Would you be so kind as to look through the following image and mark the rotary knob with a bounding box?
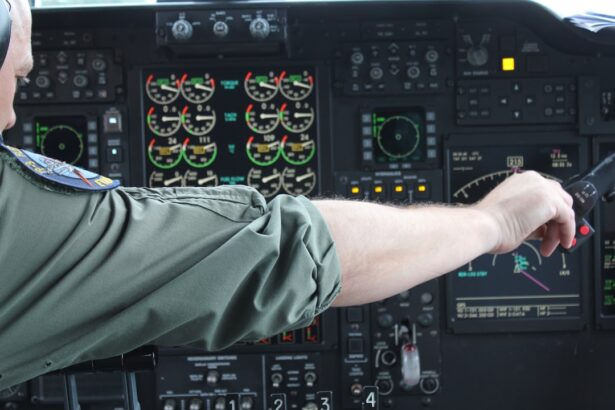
[171,19,193,41]
[213,21,229,38]
[250,17,271,40]
[467,46,489,67]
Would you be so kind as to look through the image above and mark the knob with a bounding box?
[214,397,226,410]
[171,19,193,41]
[369,66,384,81]
[304,371,317,387]
[163,399,177,410]
[375,378,394,395]
[303,403,318,410]
[241,396,254,410]
[206,370,220,386]
[467,46,489,67]
[249,18,271,40]
[350,383,363,397]
[91,58,107,72]
[213,21,229,38]
[377,313,394,328]
[351,51,365,65]
[417,312,434,327]
[425,49,439,63]
[73,74,88,88]
[35,75,51,89]
[420,377,440,395]
[406,66,421,79]
[271,372,284,388]
[56,51,68,65]
[189,398,204,410]
[381,350,397,366]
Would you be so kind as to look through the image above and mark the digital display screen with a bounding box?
[371,108,425,164]
[597,143,615,319]
[446,142,584,332]
[142,67,318,199]
[33,116,89,168]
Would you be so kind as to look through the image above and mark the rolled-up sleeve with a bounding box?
[0,153,342,389]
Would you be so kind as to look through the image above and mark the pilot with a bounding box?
[0,0,576,390]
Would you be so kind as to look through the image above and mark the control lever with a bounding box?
[559,153,615,253]
[400,323,421,389]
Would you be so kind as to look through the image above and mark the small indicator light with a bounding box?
[502,57,515,72]
[418,184,427,193]
[394,185,404,193]
[351,186,360,195]
[374,185,383,194]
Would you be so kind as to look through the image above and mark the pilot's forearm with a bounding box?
[313,200,497,306]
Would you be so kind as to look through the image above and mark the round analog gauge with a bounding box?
[147,137,183,169]
[246,102,280,134]
[376,115,420,159]
[279,70,314,101]
[282,166,316,196]
[40,124,84,165]
[280,101,315,133]
[182,136,218,168]
[149,170,184,188]
[145,73,181,104]
[244,71,279,101]
[181,105,216,136]
[184,169,219,187]
[247,167,283,198]
[180,73,215,104]
[281,133,315,166]
[246,134,281,167]
[146,105,182,137]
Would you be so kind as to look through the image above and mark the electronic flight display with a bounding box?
[142,67,318,198]
[446,137,587,333]
[33,116,89,168]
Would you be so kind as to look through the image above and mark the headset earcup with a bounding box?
[0,1,12,71]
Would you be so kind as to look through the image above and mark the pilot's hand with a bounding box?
[474,171,575,257]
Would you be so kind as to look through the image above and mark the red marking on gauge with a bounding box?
[247,136,255,145]
[279,71,286,81]
[148,138,156,149]
[180,73,188,84]
[182,137,190,148]
[281,135,289,145]
[245,71,253,81]
[274,74,280,85]
[147,106,155,116]
[176,79,181,88]
[182,106,189,116]
[210,79,216,88]
[146,74,154,84]
[246,103,254,113]
[280,102,287,112]
[308,75,314,85]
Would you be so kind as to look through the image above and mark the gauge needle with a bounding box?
[201,143,216,152]
[162,116,180,122]
[164,176,183,186]
[519,269,551,292]
[198,175,217,185]
[196,115,215,121]
[259,81,277,90]
[296,171,314,182]
[293,80,311,89]
[260,113,279,119]
[195,83,213,92]
[169,143,182,152]
[301,140,314,148]
[263,173,281,183]
[294,112,314,118]
[161,84,179,93]
[268,141,280,149]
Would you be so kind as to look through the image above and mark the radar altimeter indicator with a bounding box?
[182,136,217,168]
[376,114,421,159]
[149,170,185,187]
[246,134,281,167]
[147,106,182,137]
[180,73,215,104]
[246,102,280,134]
[244,71,279,102]
[281,134,315,166]
[147,137,183,169]
[279,70,314,101]
[39,124,84,165]
[280,102,315,133]
[282,166,316,196]
[184,169,218,187]
[247,167,283,198]
[145,73,181,104]
[181,105,216,136]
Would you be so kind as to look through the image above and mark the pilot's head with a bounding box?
[0,0,32,131]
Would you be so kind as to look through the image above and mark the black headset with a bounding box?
[0,0,11,70]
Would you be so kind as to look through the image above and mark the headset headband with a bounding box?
[0,1,11,71]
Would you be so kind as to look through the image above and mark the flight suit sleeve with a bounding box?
[0,152,342,389]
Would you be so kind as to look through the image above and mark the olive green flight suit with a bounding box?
[0,151,341,390]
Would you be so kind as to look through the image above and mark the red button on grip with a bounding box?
[579,225,591,236]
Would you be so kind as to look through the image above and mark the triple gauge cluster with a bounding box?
[143,67,318,197]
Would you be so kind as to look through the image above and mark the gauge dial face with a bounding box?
[181,105,216,136]
[244,71,279,101]
[282,166,316,196]
[279,70,314,101]
[248,167,282,198]
[246,102,280,134]
[40,124,84,165]
[246,134,281,167]
[281,133,315,166]
[147,105,182,137]
[145,73,181,104]
[376,115,420,159]
[184,169,218,187]
[149,170,185,187]
[180,73,215,104]
[147,137,183,169]
[280,101,315,133]
[182,136,217,168]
